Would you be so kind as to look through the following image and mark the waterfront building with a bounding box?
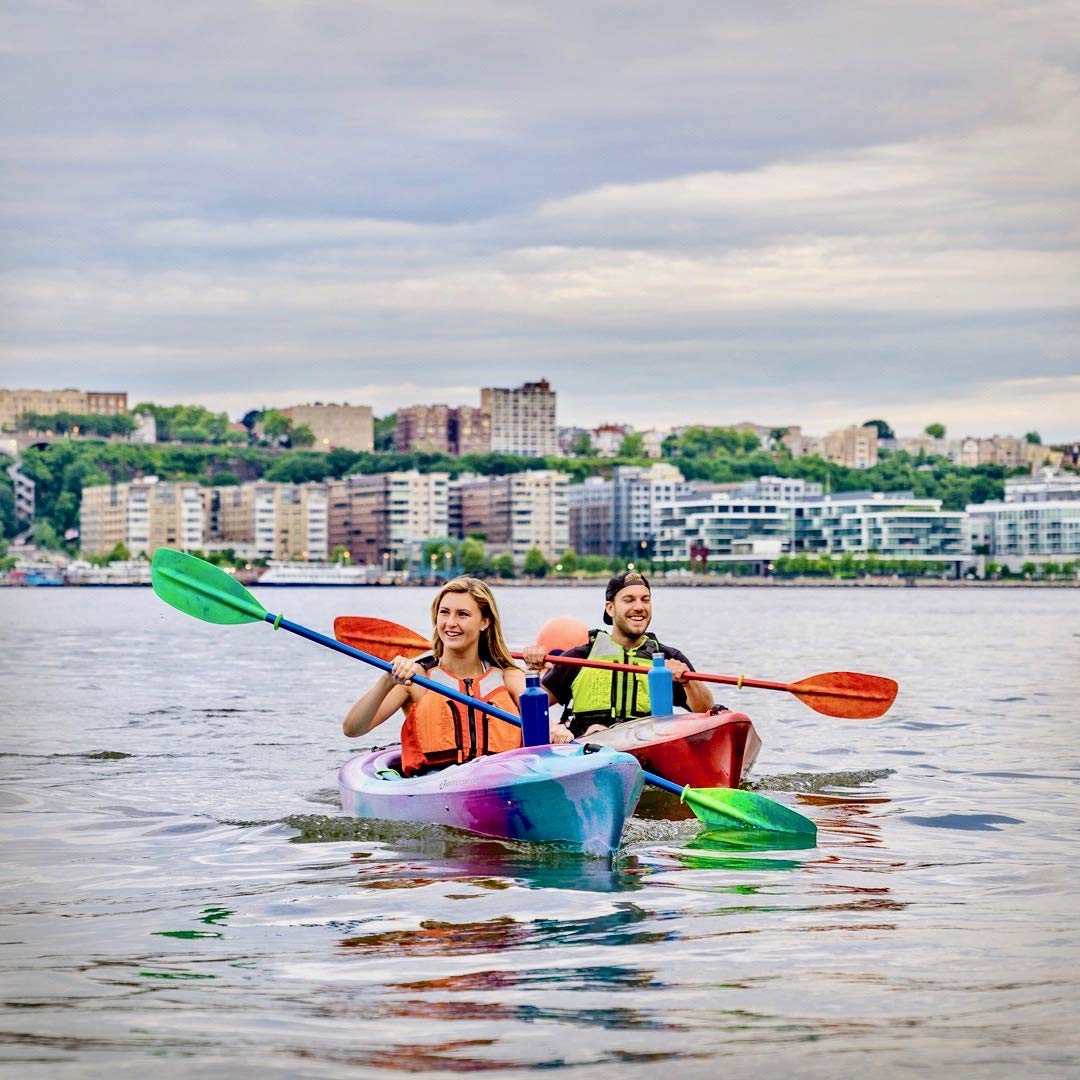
[80,478,205,558]
[327,471,449,568]
[794,492,967,561]
[967,499,1080,566]
[821,425,879,469]
[281,403,373,453]
[737,475,824,502]
[480,379,557,457]
[449,470,569,562]
[568,477,614,556]
[205,482,328,561]
[653,492,794,571]
[612,463,688,560]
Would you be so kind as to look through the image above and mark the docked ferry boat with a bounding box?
[254,560,377,586]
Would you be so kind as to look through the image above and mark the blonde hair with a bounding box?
[430,576,516,669]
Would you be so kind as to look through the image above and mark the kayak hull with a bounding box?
[338,743,644,857]
[578,710,761,789]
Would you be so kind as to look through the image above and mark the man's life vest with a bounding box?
[400,663,521,776]
[566,629,661,737]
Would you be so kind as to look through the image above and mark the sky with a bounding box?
[2,1,1079,442]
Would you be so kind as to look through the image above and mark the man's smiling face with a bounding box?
[606,583,652,643]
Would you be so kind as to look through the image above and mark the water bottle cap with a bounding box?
[526,671,541,685]
[652,652,666,666]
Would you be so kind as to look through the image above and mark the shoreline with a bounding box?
[4,576,1075,589]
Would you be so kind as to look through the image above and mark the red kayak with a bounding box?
[577,709,761,790]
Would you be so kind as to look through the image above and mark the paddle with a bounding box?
[333,615,898,720]
[152,550,815,838]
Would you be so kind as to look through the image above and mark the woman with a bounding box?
[343,577,526,776]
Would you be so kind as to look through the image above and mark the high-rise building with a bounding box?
[480,379,557,457]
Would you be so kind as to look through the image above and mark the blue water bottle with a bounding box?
[520,672,550,747]
[648,653,674,716]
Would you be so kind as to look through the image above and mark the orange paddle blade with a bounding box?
[333,616,429,661]
[786,672,898,719]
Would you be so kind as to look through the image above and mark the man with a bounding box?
[522,570,715,740]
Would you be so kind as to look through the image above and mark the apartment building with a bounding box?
[396,404,451,454]
[204,482,328,560]
[449,470,569,562]
[568,477,614,556]
[653,493,794,569]
[396,404,492,456]
[794,492,967,560]
[80,478,204,557]
[967,502,1080,564]
[1,388,128,431]
[951,435,1028,469]
[480,379,557,457]
[821,425,879,469]
[1005,467,1080,503]
[327,471,449,567]
[612,463,689,559]
[281,403,373,453]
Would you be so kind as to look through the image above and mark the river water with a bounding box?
[2,584,1078,1077]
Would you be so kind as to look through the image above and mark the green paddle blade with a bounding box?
[151,548,268,625]
[681,786,817,838]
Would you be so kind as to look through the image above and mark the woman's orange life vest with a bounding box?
[399,663,521,777]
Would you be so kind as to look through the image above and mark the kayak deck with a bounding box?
[577,709,761,789]
[338,742,644,857]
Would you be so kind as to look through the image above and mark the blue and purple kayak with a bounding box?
[338,742,644,857]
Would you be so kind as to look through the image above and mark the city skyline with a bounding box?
[2,3,1078,442]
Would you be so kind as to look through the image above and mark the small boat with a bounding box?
[338,742,644,857]
[577,709,761,789]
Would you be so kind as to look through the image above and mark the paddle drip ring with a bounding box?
[273,613,283,630]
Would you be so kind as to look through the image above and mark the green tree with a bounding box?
[925,423,946,439]
[863,419,895,440]
[491,553,515,578]
[523,547,548,578]
[571,432,593,456]
[556,549,579,576]
[459,536,487,575]
[373,414,396,451]
[261,410,292,444]
[31,519,61,550]
[290,424,316,449]
[617,432,645,458]
[1025,431,1041,444]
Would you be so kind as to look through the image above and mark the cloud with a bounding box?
[1,2,1077,442]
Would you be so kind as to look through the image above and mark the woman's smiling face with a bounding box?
[436,591,488,653]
